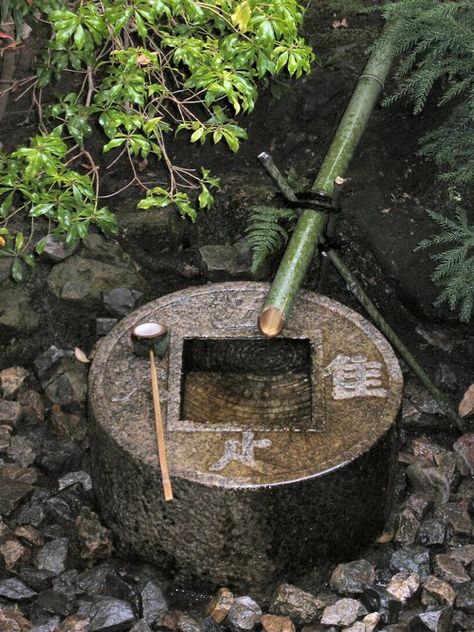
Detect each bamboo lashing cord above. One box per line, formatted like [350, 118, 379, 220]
[149, 348, 173, 501]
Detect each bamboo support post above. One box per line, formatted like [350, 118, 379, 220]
[322, 244, 466, 433]
[258, 154, 466, 434]
[258, 22, 398, 335]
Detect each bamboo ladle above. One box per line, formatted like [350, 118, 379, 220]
[131, 322, 173, 501]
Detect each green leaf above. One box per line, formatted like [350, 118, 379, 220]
[103, 137, 126, 153]
[198, 184, 213, 209]
[0, 191, 14, 219]
[22, 253, 35, 269]
[231, 1, 252, 33]
[137, 195, 170, 210]
[15, 231, 24, 252]
[30, 203, 55, 218]
[35, 237, 47, 255]
[222, 129, 239, 153]
[190, 127, 205, 143]
[74, 24, 85, 50]
[11, 258, 23, 282]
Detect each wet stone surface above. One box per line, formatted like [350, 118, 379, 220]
[89, 283, 403, 587]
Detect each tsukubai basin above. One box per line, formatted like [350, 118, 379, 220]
[88, 283, 403, 590]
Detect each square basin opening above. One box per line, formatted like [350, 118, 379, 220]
[180, 338, 313, 431]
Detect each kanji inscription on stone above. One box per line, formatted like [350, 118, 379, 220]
[209, 431, 272, 471]
[324, 354, 388, 400]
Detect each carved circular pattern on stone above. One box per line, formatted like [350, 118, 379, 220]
[89, 283, 403, 488]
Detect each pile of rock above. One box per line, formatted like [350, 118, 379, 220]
[0, 351, 473, 631]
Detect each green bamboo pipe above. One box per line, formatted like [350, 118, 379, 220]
[258, 153, 466, 434]
[258, 23, 397, 337]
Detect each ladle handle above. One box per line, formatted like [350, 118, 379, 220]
[149, 349, 173, 501]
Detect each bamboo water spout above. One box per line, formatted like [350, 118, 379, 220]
[258, 23, 397, 337]
[258, 154, 466, 433]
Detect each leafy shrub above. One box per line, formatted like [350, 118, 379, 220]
[0, 0, 314, 279]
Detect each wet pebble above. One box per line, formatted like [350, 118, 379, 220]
[446, 544, 474, 566]
[360, 585, 402, 625]
[395, 509, 420, 545]
[0, 424, 11, 452]
[96, 318, 118, 337]
[329, 559, 375, 595]
[207, 587, 233, 623]
[320, 598, 362, 627]
[89, 597, 136, 631]
[75, 507, 113, 565]
[177, 614, 201, 632]
[129, 620, 153, 632]
[452, 433, 474, 477]
[17, 566, 55, 593]
[140, 579, 168, 626]
[0, 366, 29, 399]
[34, 346, 67, 379]
[31, 617, 62, 632]
[386, 572, 420, 603]
[435, 502, 472, 537]
[362, 611, 381, 631]
[35, 538, 69, 576]
[417, 519, 446, 546]
[0, 577, 37, 601]
[58, 471, 92, 493]
[421, 576, 456, 606]
[0, 537, 29, 570]
[409, 606, 452, 632]
[390, 545, 431, 580]
[344, 622, 365, 632]
[42, 235, 78, 262]
[433, 554, 471, 585]
[227, 596, 262, 632]
[0, 399, 22, 426]
[0, 478, 34, 517]
[103, 287, 143, 317]
[35, 588, 74, 617]
[0, 607, 31, 631]
[404, 493, 431, 521]
[455, 581, 474, 613]
[260, 614, 295, 632]
[18, 389, 45, 424]
[7, 435, 37, 467]
[269, 584, 323, 624]
[41, 359, 87, 408]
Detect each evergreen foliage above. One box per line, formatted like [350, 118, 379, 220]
[417, 208, 474, 322]
[375, 0, 474, 320]
[376, 0, 474, 186]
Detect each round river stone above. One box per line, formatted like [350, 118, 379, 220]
[88, 282, 402, 590]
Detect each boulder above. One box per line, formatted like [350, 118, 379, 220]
[47, 256, 145, 305]
[0, 288, 40, 332]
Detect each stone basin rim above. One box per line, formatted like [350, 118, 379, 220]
[89, 282, 403, 489]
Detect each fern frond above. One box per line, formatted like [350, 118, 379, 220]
[245, 205, 297, 273]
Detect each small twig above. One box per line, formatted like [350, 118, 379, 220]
[85, 65, 94, 107]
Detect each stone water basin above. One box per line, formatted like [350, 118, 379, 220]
[88, 282, 403, 590]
